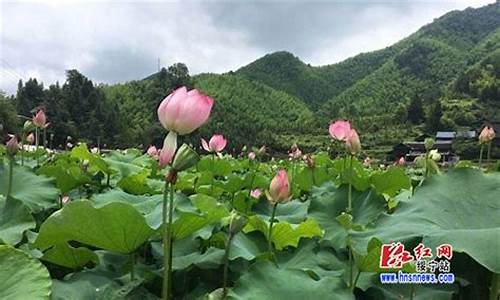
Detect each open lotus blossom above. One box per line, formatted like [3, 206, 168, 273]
[396, 156, 405, 166]
[429, 149, 441, 161]
[248, 151, 256, 160]
[201, 134, 227, 153]
[250, 189, 262, 199]
[346, 128, 361, 154]
[26, 133, 35, 144]
[6, 135, 19, 156]
[33, 110, 48, 128]
[147, 145, 159, 159]
[266, 169, 291, 204]
[157, 86, 214, 167]
[479, 126, 496, 144]
[329, 120, 351, 141]
[363, 157, 372, 167]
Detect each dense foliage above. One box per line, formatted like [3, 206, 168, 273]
[0, 142, 499, 299]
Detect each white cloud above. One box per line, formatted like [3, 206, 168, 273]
[0, 0, 495, 95]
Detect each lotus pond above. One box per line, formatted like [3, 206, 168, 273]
[0, 141, 499, 300]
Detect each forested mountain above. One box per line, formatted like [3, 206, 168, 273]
[1, 2, 499, 153]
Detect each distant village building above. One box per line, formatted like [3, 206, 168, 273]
[388, 129, 477, 163]
[388, 141, 454, 162]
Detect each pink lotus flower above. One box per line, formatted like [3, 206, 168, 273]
[346, 129, 361, 154]
[248, 152, 256, 160]
[157, 86, 214, 167]
[26, 133, 35, 144]
[363, 157, 371, 167]
[479, 126, 496, 144]
[159, 132, 177, 168]
[396, 156, 405, 166]
[6, 135, 19, 155]
[157, 87, 214, 135]
[329, 120, 351, 141]
[250, 189, 262, 199]
[33, 110, 47, 128]
[147, 145, 159, 159]
[201, 134, 227, 153]
[266, 170, 291, 204]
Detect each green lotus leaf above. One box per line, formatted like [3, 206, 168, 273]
[0, 245, 51, 299]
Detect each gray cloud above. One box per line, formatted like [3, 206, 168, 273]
[0, 0, 494, 95]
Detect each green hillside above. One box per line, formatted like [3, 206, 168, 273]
[3, 2, 499, 154]
[193, 73, 317, 150]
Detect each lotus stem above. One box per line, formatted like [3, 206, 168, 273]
[410, 284, 416, 300]
[352, 269, 361, 292]
[5, 158, 14, 206]
[20, 134, 24, 166]
[487, 142, 491, 165]
[347, 155, 353, 214]
[162, 181, 174, 300]
[130, 253, 136, 281]
[490, 273, 499, 300]
[222, 232, 235, 299]
[35, 127, 39, 167]
[348, 246, 353, 289]
[479, 144, 484, 168]
[43, 127, 47, 148]
[267, 203, 278, 260]
[210, 153, 215, 195]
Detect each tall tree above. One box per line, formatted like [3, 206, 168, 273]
[407, 94, 424, 124]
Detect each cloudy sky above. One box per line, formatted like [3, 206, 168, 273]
[0, 0, 494, 95]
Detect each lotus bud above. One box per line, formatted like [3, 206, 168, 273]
[229, 211, 248, 234]
[172, 143, 200, 172]
[61, 195, 71, 205]
[248, 151, 256, 160]
[479, 126, 495, 144]
[429, 149, 441, 161]
[250, 188, 262, 199]
[26, 133, 35, 144]
[289, 143, 302, 160]
[23, 120, 35, 132]
[6, 135, 19, 156]
[396, 156, 405, 166]
[303, 154, 315, 168]
[424, 138, 435, 151]
[329, 120, 352, 141]
[346, 129, 361, 154]
[242, 145, 247, 152]
[147, 145, 159, 160]
[33, 110, 47, 128]
[266, 169, 291, 204]
[157, 86, 214, 135]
